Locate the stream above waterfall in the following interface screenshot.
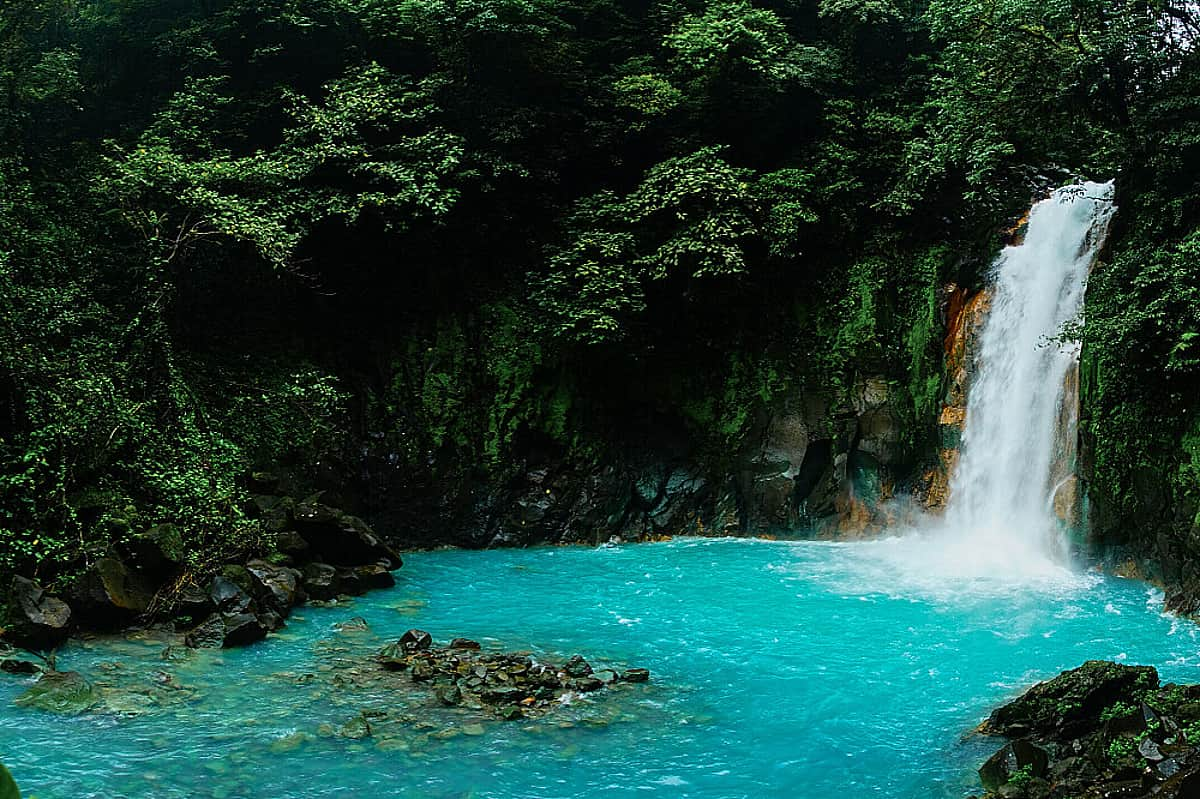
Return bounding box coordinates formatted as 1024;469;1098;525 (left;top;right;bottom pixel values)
3;538;1198;799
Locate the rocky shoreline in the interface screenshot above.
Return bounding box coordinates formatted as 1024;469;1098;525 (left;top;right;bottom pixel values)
2;622;651;730
973;661;1200;798
3;497;403;655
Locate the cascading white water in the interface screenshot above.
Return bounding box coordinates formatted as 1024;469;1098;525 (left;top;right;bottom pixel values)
938;181;1116;576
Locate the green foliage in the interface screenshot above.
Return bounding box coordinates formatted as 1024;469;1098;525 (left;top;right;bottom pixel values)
666;0;831;96
1107;736;1137;764
1099;702;1137;722
535;147;761;345
102;63;465;268
1006;764;1034;790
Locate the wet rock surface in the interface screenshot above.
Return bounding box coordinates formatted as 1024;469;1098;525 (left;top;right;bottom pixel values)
7;576;72;651
974;661;1200;799
377;630;650;721
0;496;402;653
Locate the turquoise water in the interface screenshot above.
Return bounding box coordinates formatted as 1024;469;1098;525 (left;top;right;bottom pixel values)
3;537;1199;799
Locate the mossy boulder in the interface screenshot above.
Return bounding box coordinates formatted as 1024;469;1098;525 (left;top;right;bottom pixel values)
118;524;185;577
70;557;155;626
14;670;100;714
981;661;1158;738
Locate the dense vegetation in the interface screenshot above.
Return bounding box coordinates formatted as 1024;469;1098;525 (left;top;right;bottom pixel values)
0;0;1197;597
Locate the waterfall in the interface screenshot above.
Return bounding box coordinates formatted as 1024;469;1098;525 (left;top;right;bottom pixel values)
940;181;1116;574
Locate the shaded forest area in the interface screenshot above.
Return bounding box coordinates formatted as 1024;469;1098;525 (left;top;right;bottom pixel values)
0;0;1198;600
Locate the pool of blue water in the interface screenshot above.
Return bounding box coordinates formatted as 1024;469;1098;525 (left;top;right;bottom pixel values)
3;537;1199;799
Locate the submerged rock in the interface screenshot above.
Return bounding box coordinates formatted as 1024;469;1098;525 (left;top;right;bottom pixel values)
1;658;39;675
15;670;100;714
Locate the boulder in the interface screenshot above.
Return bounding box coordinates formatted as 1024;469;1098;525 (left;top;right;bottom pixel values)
979;739;1050;792
208;567;254;614
245;560;304;615
333;567;365;596
293;503;402;570
350;564;395;592
398;629;432;653
562;655;593;678
118;524;185;577
70;557;155;626
0;658;38;675
14;670;100;714
173;582;214;621
301;562;339;601
1159;761;1200;797
184;614;226;649
274;530;310;560
982;661;1159;738
221;612;273;647
7;576;72;651
184;611;274;649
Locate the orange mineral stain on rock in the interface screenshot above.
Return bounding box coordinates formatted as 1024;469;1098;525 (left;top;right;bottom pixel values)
923;285;992;512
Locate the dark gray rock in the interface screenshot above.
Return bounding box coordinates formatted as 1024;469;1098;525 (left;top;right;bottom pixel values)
562;655;592;678
1;658;39;675
7;576;72;651
70;557;155;626
184;615;226;649
245;559;304;615
301;562;339;601
184;611;272;649
293;503;402;570
274;530;310;560
221;612;271;647
622;668;650;683
399;629;432;653
979;739;1050;792
208;568;254;614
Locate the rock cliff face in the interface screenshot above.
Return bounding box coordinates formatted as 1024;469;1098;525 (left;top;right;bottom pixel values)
917;283;991;514
358;370;921;549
